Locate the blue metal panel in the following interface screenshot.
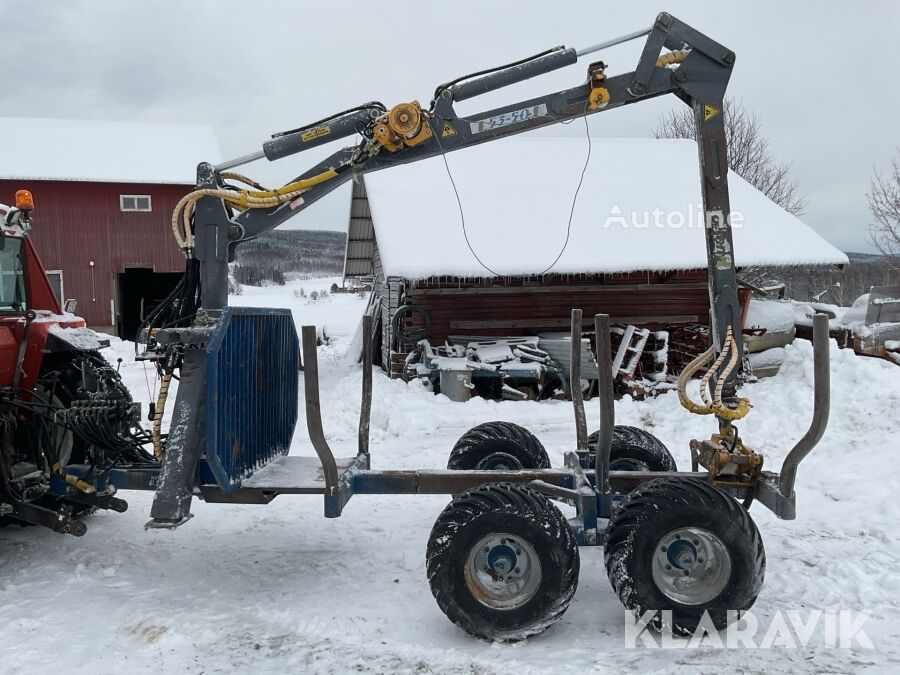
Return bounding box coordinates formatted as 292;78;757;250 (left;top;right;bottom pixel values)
205;307;299;491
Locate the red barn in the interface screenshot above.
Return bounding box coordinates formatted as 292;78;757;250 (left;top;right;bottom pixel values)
0;117;221;337
345;135;848;374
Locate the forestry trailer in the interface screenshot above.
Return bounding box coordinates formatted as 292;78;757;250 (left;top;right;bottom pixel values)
1;13;831;640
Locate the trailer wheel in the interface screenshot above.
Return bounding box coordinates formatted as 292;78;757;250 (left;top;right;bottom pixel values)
448;421;550;471
426;483;579;642
588;425;677;472
604;477;765;635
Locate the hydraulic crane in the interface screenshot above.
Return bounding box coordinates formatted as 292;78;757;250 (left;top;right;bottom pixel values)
148;11;749;526
19;12;829;641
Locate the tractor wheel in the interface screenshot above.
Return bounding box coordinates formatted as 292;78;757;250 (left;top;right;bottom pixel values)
426;483;579;642
448;421;550;471
604;477;765;636
30;374;94;519
588;425;677;472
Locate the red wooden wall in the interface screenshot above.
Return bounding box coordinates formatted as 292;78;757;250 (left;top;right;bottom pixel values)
0;180;189;330
404;271;714;344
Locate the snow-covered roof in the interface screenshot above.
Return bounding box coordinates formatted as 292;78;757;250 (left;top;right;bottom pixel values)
0;117;221;184
363;136;848;278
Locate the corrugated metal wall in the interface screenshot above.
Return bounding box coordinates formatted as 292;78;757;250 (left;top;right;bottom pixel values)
0;179;189;330
344;177;375;279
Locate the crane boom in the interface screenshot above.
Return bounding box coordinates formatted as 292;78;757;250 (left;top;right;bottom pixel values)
148;12;744;526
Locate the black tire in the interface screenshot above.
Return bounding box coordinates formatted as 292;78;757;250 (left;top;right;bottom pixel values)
588;425;677;472
426;483;579;642
25;365;94;520
448;421;550;471
604;477;765;636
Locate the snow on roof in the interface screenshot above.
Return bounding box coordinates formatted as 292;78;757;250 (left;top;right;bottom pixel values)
363;136;847;278
0;117;222;184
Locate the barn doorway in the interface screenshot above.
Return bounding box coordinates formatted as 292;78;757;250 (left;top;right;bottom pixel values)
117;268;182;340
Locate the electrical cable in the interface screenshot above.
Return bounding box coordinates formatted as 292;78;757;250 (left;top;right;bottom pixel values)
433;132;499;276
537;111;591;275
435;106;592;278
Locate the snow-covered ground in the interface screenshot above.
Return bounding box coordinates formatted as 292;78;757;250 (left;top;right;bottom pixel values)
2;276;899;674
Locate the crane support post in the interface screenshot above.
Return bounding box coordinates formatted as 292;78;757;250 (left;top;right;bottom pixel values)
696;98;742;386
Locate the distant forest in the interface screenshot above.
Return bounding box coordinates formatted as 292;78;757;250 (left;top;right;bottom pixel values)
231;230;346;286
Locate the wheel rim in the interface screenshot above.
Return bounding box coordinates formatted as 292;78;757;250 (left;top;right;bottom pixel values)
464;533;542;610
36;387;74;466
651;527;731;606
477;453;523;471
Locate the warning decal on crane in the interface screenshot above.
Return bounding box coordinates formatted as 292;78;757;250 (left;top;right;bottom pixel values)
441;122;457;137
703;103;720;122
301;126;331;142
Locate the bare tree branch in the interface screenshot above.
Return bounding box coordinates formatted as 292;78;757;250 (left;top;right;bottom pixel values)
867;150;900;273
653;98;807;216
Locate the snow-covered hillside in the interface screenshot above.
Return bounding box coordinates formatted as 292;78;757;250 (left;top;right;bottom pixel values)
2;277;898;674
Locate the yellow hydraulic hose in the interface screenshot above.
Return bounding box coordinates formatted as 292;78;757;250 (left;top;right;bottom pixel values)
171;168;339;250
152;370;172;460
678;328;751;421
656;50;689;67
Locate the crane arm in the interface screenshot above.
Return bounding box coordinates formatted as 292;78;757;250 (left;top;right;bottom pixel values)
147;12;745;527
186;12;739;363
225;12;734;238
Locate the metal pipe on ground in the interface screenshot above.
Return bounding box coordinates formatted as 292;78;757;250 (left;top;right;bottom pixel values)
779;313;831;497
302;325;339;495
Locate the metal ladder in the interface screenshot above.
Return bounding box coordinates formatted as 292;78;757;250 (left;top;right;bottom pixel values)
611;325;650;378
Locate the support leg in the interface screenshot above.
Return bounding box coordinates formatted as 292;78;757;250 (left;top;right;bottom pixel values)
147;347;207;528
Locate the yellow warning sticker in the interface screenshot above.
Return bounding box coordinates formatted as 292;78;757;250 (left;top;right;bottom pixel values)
441;121;457;138
703;103;720;122
300;126;331;143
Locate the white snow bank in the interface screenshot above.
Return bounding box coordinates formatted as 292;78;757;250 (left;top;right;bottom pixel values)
841;293;870;327
748;346;785;375
745;299;795;334
364;136;848;278
0;117;221;184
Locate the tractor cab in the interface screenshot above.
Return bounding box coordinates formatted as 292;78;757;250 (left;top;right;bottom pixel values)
0;190;68;317
0;192;33;317
0;190;94;390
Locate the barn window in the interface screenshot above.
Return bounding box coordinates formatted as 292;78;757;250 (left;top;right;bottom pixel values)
46;270;64;305
120;195;152;212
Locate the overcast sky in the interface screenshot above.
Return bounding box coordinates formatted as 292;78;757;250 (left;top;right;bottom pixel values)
3;0;897;252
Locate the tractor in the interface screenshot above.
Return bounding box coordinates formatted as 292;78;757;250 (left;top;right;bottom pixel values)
0;190;156;535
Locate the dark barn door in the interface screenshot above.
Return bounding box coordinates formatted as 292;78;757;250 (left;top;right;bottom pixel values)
117;268;182;340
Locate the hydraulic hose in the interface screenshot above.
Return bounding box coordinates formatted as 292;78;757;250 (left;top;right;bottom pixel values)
171;168;339;250
152;369;172;460
677;327;750;421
